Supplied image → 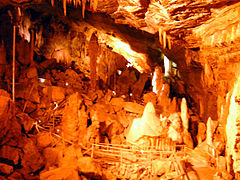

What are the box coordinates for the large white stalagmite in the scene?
[180,98,194,148]
[126,102,162,144]
[181,98,188,131]
[152,66,164,95]
[226,76,240,174]
[206,117,214,145]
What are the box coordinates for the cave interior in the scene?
[0,0,240,179]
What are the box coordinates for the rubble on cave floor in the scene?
[0,61,231,179]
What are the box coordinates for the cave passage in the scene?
[0,1,240,179]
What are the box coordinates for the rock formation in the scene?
[0,0,240,178]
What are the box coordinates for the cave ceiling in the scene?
[1,0,240,73]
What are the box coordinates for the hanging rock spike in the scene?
[82,0,86,18]
[51,0,54,6]
[63,0,67,16]
[167,36,171,49]
[159,28,162,44]
[163,31,166,49]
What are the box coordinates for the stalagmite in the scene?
[159,28,162,44]
[181,98,188,131]
[152,66,164,95]
[89,33,99,90]
[62,93,82,142]
[163,31,166,49]
[197,122,206,144]
[206,117,214,145]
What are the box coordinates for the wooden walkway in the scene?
[91,143,186,162]
[90,143,189,179]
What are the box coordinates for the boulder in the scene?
[18,99,37,114]
[7,171,24,180]
[143,92,157,105]
[0,163,13,175]
[37,132,52,148]
[16,113,35,133]
[0,94,10,118]
[0,95,12,141]
[152,159,171,175]
[0,89,10,98]
[40,167,80,180]
[21,139,45,173]
[26,66,38,79]
[117,110,131,128]
[123,102,144,114]
[42,86,66,102]
[111,134,124,144]
[0,145,20,165]
[15,81,40,103]
[1,121,22,147]
[105,121,124,139]
[77,157,102,178]
[59,145,80,168]
[110,97,125,107]
[43,147,59,169]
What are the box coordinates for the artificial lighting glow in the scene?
[130,93,133,97]
[117,70,122,75]
[112,91,116,95]
[19,15,31,42]
[53,102,58,110]
[126,63,133,68]
[226,76,240,157]
[98,34,150,72]
[121,95,126,98]
[56,129,60,133]
[164,56,170,76]
[65,82,69,86]
[38,120,41,123]
[162,84,165,91]
[39,78,46,83]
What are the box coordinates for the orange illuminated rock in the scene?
[126,102,162,144]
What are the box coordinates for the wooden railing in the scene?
[91,143,188,179]
[91,143,186,162]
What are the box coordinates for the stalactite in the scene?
[163,31,166,49]
[159,28,162,44]
[82,0,86,18]
[51,0,54,6]
[167,36,171,49]
[63,0,67,16]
